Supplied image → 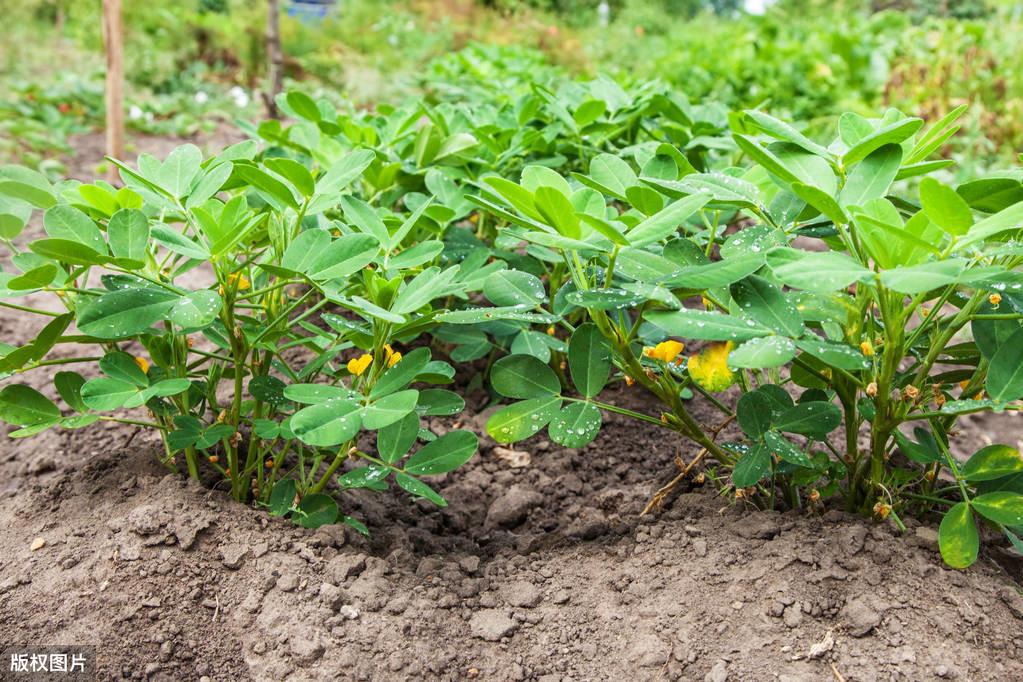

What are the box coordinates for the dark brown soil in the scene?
[1,133,1023,681]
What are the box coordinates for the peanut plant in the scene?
[472,103,1023,568]
[0,139,478,533]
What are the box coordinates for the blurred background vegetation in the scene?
[0,0,1020,174]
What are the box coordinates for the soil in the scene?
[2,133,1023,681]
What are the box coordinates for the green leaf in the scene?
[986,327,1023,402]
[107,208,150,263]
[417,389,464,416]
[548,401,601,447]
[317,149,376,195]
[151,225,210,260]
[791,182,847,224]
[744,110,832,157]
[363,389,419,430]
[568,323,612,398]
[295,493,338,528]
[534,186,580,239]
[434,306,559,324]
[377,412,420,464]
[159,144,203,198]
[565,288,644,310]
[307,233,380,281]
[394,473,447,507]
[337,465,389,490]
[773,401,841,438]
[839,144,902,209]
[81,377,138,411]
[186,161,233,208]
[939,502,979,568]
[627,193,709,247]
[100,350,149,386]
[249,376,289,407]
[971,492,1023,527]
[737,390,774,439]
[486,396,562,443]
[511,330,552,362]
[894,429,943,464]
[767,248,874,293]
[168,290,222,331]
[842,118,923,166]
[0,165,57,208]
[390,266,459,315]
[674,173,762,210]
[667,253,765,289]
[732,444,772,488]
[435,132,478,161]
[339,195,389,244]
[483,270,546,307]
[483,177,542,221]
[54,371,88,413]
[0,195,32,240]
[291,399,362,447]
[795,337,870,370]
[371,347,431,399]
[730,275,803,337]
[264,157,316,197]
[588,153,638,199]
[963,444,1023,482]
[7,264,58,290]
[283,384,354,405]
[956,200,1023,250]
[0,385,61,426]
[29,238,108,265]
[77,287,179,339]
[646,309,772,342]
[286,91,321,121]
[234,164,299,209]
[957,178,1023,214]
[920,177,973,237]
[404,429,478,475]
[343,515,370,536]
[764,430,812,467]
[491,354,561,399]
[44,205,106,252]
[734,134,801,185]
[268,479,297,516]
[879,260,966,294]
[727,336,796,369]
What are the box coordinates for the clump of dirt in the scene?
[2,132,1023,681]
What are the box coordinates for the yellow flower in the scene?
[229,273,251,290]
[384,345,402,367]
[860,341,875,357]
[219,272,251,295]
[989,293,1002,307]
[687,342,735,392]
[134,356,150,374]
[348,353,373,376]
[642,340,685,363]
[624,375,635,387]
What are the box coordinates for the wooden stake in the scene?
[102,0,124,180]
[264,0,283,119]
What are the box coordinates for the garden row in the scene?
[2,45,1023,568]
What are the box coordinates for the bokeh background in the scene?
[1,0,1020,177]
